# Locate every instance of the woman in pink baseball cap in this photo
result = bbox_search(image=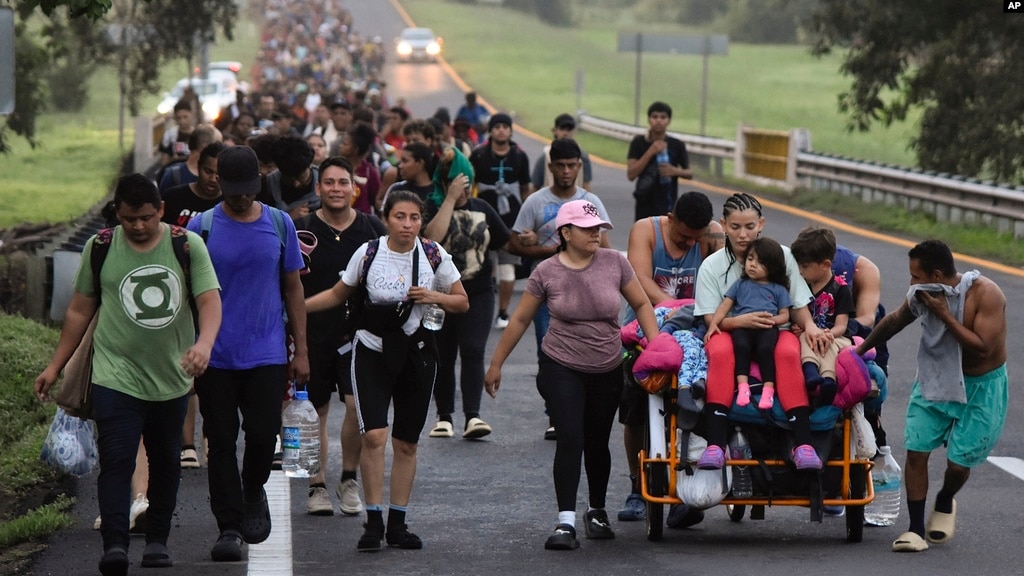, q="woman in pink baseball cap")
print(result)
[485,199,660,551]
